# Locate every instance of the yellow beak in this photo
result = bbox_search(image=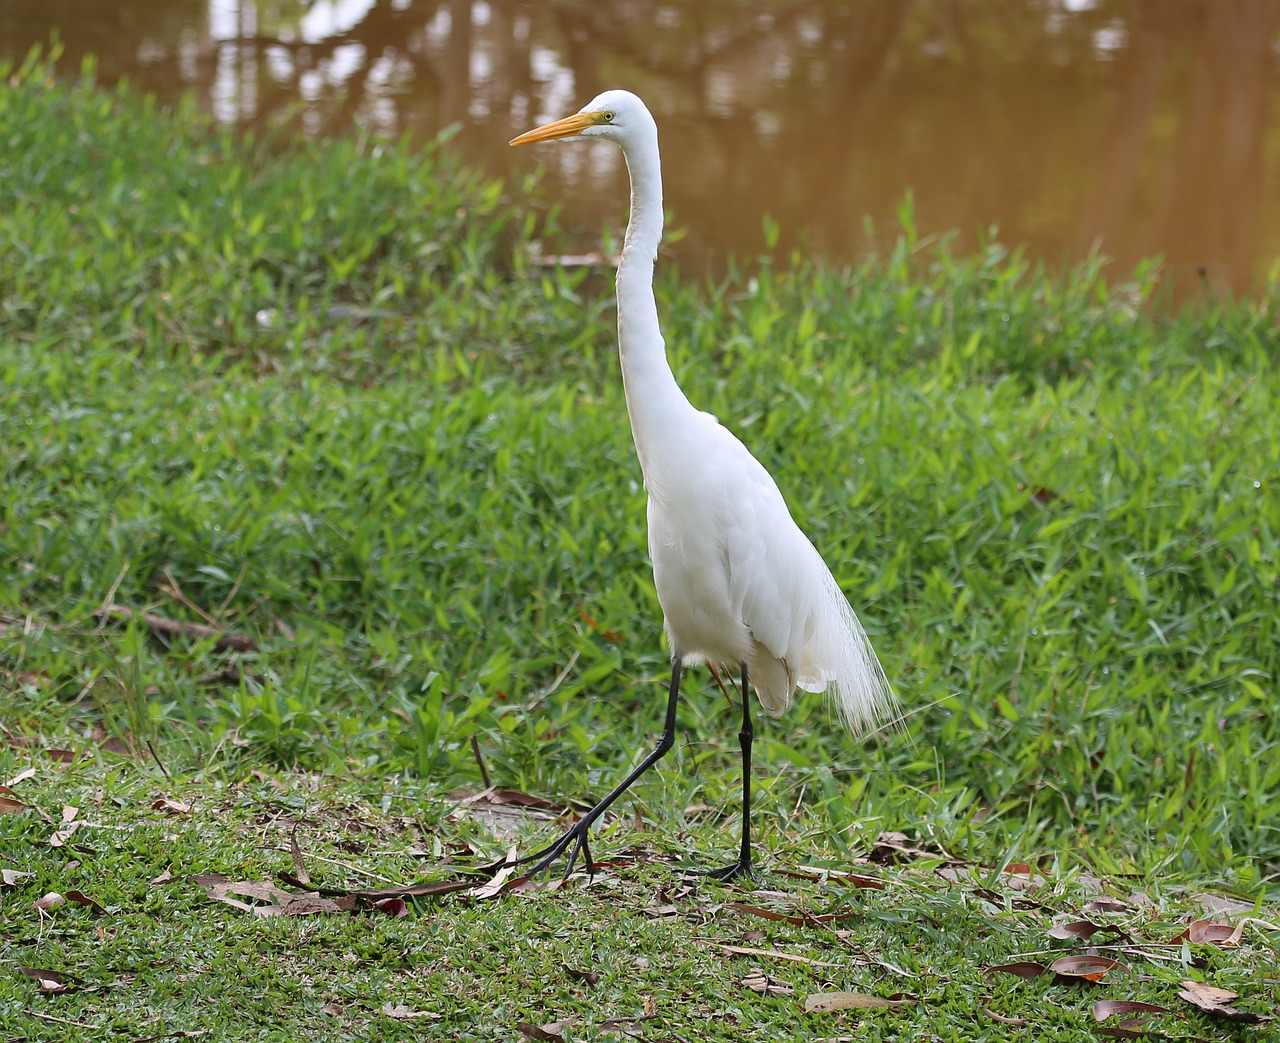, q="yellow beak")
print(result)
[509,111,598,147]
